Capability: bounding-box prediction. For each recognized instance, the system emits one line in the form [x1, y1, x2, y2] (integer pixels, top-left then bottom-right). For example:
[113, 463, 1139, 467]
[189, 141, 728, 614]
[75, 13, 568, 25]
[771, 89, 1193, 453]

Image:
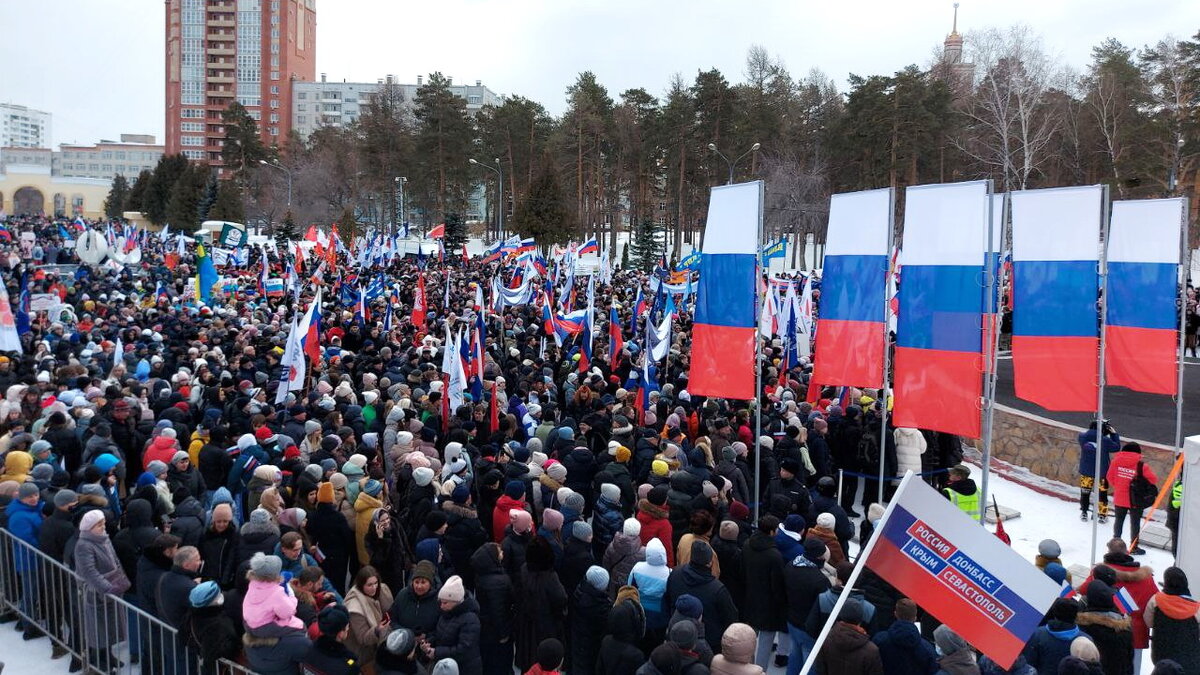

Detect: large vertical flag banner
[893, 181, 989, 438]
[866, 475, 1059, 669]
[983, 193, 1006, 375]
[1105, 198, 1186, 395]
[1010, 186, 1103, 411]
[688, 181, 761, 400]
[813, 188, 891, 388]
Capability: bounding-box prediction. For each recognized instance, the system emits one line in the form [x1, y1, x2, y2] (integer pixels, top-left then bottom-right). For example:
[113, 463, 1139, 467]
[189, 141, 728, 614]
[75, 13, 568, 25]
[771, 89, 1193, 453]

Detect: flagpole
[877, 187, 895, 506]
[979, 184, 1003, 519]
[1091, 184, 1112, 566]
[1173, 197, 1189, 461]
[754, 180, 765, 524]
[798, 471, 917, 675]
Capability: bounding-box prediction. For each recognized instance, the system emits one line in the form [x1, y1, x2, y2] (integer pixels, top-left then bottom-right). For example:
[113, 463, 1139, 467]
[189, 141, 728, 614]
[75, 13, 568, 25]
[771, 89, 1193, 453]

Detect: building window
[270, 99, 279, 108]
[297, 104, 306, 112]
[183, 150, 205, 160]
[269, 113, 279, 123]
[298, 92, 307, 100]
[657, 215, 667, 226]
[468, 95, 481, 104]
[101, 151, 112, 159]
[181, 122, 204, 132]
[115, 151, 126, 160]
[101, 164, 112, 172]
[89, 163, 99, 171]
[180, 136, 204, 146]
[297, 115, 307, 124]
[658, 202, 666, 211]
[181, 108, 204, 118]
[269, 126, 279, 136]
[270, 85, 279, 95]
[249, 110, 261, 120]
[270, 72, 279, 80]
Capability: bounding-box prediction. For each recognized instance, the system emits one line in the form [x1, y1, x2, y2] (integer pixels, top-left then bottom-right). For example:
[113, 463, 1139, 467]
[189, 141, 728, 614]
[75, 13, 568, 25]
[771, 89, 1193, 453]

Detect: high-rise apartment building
[0, 103, 51, 149]
[165, 0, 316, 164]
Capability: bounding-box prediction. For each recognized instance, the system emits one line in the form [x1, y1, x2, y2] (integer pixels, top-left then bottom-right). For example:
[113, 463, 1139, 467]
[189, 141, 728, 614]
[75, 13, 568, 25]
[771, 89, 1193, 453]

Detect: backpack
[857, 430, 881, 469]
[1130, 461, 1156, 509]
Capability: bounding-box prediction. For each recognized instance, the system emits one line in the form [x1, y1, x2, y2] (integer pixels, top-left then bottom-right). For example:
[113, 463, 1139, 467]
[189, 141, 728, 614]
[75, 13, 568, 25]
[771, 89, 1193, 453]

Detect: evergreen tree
[143, 154, 190, 225]
[103, 174, 130, 221]
[208, 179, 245, 223]
[276, 210, 299, 246]
[125, 169, 152, 214]
[165, 163, 209, 230]
[411, 72, 476, 225]
[338, 205, 361, 245]
[512, 160, 571, 245]
[627, 218, 662, 271]
[443, 212, 467, 254]
[221, 102, 271, 179]
[197, 173, 219, 222]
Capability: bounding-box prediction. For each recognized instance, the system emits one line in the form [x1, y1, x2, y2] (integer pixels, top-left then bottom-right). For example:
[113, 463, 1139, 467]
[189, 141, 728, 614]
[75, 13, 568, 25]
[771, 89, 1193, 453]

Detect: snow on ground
[0, 467, 1174, 675]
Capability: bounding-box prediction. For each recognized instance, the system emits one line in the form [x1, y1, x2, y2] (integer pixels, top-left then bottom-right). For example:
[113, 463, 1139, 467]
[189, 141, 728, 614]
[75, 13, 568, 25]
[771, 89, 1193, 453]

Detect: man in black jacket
[742, 515, 790, 669]
[157, 546, 202, 629]
[303, 605, 361, 674]
[37, 489, 79, 659]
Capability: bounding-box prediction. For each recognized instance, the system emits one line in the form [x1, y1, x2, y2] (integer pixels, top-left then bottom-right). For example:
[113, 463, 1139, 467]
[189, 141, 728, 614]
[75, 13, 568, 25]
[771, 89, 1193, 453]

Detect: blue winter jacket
[1077, 429, 1120, 478]
[5, 499, 44, 573]
[1023, 621, 1083, 675]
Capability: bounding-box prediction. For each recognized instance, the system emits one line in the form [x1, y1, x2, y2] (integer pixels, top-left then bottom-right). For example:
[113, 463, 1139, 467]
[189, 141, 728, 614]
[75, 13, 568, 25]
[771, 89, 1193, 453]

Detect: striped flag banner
[1104, 198, 1186, 395]
[1009, 186, 1103, 411]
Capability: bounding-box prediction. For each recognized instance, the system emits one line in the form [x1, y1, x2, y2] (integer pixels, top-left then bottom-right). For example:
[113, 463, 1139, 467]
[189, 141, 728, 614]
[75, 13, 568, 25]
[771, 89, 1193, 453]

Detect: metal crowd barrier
[0, 528, 260, 675]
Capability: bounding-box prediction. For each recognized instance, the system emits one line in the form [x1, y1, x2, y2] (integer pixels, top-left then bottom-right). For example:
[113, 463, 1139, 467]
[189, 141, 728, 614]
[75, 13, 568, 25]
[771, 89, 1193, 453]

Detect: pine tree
[165, 163, 209, 230]
[411, 72, 476, 225]
[338, 205, 361, 245]
[627, 218, 661, 271]
[221, 102, 272, 179]
[208, 180, 245, 223]
[143, 154, 190, 225]
[125, 169, 152, 215]
[276, 210, 299, 245]
[103, 174, 130, 221]
[512, 160, 571, 245]
[197, 173, 219, 222]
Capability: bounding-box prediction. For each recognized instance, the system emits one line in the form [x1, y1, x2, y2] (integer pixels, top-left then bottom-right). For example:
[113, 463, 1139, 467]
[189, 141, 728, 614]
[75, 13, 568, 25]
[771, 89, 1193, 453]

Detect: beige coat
[344, 582, 395, 669]
[711, 623, 765, 675]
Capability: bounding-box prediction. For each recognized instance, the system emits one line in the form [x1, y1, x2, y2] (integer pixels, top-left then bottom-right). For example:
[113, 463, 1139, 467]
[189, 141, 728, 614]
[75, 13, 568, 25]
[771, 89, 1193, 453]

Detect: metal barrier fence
[0, 528, 259, 675]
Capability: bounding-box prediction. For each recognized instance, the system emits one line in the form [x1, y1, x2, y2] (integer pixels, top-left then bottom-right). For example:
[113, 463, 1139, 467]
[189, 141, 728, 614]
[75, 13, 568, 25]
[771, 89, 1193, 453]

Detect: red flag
[489, 382, 499, 434]
[428, 224, 446, 238]
[412, 273, 427, 329]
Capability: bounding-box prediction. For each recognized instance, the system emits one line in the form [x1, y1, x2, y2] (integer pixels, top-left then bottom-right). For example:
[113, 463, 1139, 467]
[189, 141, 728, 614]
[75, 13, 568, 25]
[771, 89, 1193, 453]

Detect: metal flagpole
[877, 187, 896, 506]
[980, 184, 1003, 517]
[1091, 185, 1112, 566]
[754, 180, 765, 524]
[798, 471, 917, 675]
[1174, 198, 1189, 453]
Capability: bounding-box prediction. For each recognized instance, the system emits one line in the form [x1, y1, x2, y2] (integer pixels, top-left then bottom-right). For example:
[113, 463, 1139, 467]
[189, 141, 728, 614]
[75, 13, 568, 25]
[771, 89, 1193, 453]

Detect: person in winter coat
[712, 622, 766, 675]
[441, 488, 489, 589]
[470, 543, 517, 675]
[1078, 541, 1158, 652]
[198, 502, 240, 589]
[593, 483, 626, 558]
[6, 482, 45, 637]
[712, 521, 746, 613]
[892, 428, 926, 480]
[344, 565, 396, 672]
[423, 575, 482, 675]
[301, 605, 360, 675]
[597, 589, 647, 675]
[667, 540, 739, 653]
[1078, 422, 1119, 522]
[354, 479, 386, 565]
[1034, 540, 1074, 585]
[806, 562, 877, 638]
[676, 510, 721, 578]
[631, 537, 673, 637]
[515, 536, 568, 671]
[166, 451, 206, 501]
[784, 539, 833, 674]
[602, 518, 647, 596]
[942, 465, 980, 522]
[810, 513, 847, 567]
[933, 625, 978, 675]
[183, 581, 240, 675]
[1076, 580, 1133, 675]
[637, 486, 675, 567]
[816, 598, 883, 675]
[502, 509, 536, 579]
[562, 521, 597, 595]
[376, 627, 421, 675]
[741, 515, 790, 668]
[1144, 567, 1200, 675]
[1104, 443, 1156, 551]
[494, 480, 530, 542]
[310, 481, 356, 595]
[1023, 598, 1087, 675]
[236, 508, 282, 570]
[171, 494, 207, 547]
[808, 477, 854, 556]
[570, 566, 612, 675]
[872, 598, 937, 675]
[389, 560, 442, 639]
[74, 510, 132, 669]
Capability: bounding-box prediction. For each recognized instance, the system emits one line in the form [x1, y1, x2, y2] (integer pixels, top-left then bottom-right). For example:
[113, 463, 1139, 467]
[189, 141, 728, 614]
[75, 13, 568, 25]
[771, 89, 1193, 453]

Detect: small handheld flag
[1114, 587, 1139, 615]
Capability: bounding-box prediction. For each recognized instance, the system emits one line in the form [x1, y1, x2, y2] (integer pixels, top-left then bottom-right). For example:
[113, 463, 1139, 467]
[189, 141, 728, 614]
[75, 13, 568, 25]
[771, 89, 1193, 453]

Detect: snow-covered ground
[0, 466, 1173, 675]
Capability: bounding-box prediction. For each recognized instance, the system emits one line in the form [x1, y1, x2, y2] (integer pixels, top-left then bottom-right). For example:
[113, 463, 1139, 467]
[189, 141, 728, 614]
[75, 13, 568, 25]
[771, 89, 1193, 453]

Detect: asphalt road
[994, 354, 1200, 446]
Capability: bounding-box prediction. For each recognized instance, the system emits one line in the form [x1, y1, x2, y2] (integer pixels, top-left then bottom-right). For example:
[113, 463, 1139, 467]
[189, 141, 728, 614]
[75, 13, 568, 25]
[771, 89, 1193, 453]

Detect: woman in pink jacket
[242, 552, 305, 637]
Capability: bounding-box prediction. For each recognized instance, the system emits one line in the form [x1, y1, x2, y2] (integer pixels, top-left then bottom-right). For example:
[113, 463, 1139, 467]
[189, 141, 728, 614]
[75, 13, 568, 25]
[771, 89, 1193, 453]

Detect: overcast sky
[2, 0, 1197, 148]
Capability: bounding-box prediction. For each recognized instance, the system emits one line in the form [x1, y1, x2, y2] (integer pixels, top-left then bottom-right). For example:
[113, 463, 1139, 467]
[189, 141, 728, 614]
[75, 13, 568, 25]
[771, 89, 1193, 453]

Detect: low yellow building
[0, 164, 111, 219]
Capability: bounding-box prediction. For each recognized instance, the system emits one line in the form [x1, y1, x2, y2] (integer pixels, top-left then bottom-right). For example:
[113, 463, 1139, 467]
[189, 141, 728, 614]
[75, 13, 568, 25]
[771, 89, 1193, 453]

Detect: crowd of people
[0, 213, 1195, 675]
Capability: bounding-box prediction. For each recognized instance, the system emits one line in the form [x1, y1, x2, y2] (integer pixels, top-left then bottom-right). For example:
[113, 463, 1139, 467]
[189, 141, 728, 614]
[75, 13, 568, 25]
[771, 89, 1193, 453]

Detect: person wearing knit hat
[188, 580, 223, 608]
[437, 574, 465, 605]
[432, 658, 460, 675]
[718, 520, 740, 542]
[648, 484, 669, 507]
[79, 508, 106, 533]
[413, 467, 435, 488]
[615, 446, 632, 464]
[651, 459, 670, 478]
[317, 604, 351, 637]
[933, 624, 974, 675]
[623, 518, 642, 539]
[510, 509, 534, 535]
[249, 551, 283, 579]
[504, 480, 526, 500]
[546, 463, 568, 483]
[534, 638, 565, 673]
[53, 488, 79, 509]
[573, 521, 593, 542]
[317, 481, 335, 504]
[363, 479, 383, 497]
[585, 565, 610, 592]
[542, 508, 564, 533]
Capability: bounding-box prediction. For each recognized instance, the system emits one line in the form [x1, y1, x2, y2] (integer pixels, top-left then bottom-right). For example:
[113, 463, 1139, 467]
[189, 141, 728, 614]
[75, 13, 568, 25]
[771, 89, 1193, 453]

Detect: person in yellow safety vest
[1168, 479, 1183, 555]
[942, 464, 981, 521]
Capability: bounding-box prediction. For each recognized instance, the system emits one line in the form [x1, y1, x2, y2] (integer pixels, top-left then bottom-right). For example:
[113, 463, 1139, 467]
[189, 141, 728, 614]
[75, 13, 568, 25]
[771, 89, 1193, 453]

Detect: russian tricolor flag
[893, 181, 989, 438]
[1113, 586, 1139, 614]
[578, 238, 599, 255]
[1010, 186, 1103, 411]
[688, 182, 761, 400]
[1105, 198, 1186, 396]
[813, 188, 891, 388]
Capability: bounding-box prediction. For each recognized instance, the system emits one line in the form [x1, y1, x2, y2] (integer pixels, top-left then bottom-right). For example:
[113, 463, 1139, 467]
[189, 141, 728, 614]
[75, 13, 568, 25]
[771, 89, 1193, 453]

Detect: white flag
[0, 284, 22, 353]
[276, 316, 306, 404]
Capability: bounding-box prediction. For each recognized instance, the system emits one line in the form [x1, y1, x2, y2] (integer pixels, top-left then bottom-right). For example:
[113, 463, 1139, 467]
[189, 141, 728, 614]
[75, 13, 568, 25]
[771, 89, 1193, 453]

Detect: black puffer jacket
[198, 521, 240, 589]
[442, 503, 488, 587]
[433, 595, 482, 675]
[570, 580, 611, 675]
[597, 598, 647, 675]
[666, 561, 739, 653]
[170, 496, 206, 547]
[469, 544, 515, 644]
[740, 530, 787, 631]
[389, 583, 442, 638]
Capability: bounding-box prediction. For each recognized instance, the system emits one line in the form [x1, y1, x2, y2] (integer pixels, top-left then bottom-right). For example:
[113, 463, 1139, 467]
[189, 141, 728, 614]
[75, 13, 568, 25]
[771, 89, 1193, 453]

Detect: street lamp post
[259, 159, 292, 207]
[1169, 136, 1185, 195]
[708, 142, 761, 185]
[394, 176, 407, 234]
[470, 158, 504, 241]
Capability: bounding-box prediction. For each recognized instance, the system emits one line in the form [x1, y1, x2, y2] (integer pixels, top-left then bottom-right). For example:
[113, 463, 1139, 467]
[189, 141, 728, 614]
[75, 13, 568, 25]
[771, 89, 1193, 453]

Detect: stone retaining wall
[976, 405, 1175, 487]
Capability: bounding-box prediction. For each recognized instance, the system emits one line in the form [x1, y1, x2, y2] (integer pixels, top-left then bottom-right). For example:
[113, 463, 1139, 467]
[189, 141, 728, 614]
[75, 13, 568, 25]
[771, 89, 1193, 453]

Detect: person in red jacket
[492, 480, 529, 542]
[143, 427, 181, 469]
[1078, 539, 1160, 667]
[636, 485, 675, 567]
[1105, 442, 1157, 551]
